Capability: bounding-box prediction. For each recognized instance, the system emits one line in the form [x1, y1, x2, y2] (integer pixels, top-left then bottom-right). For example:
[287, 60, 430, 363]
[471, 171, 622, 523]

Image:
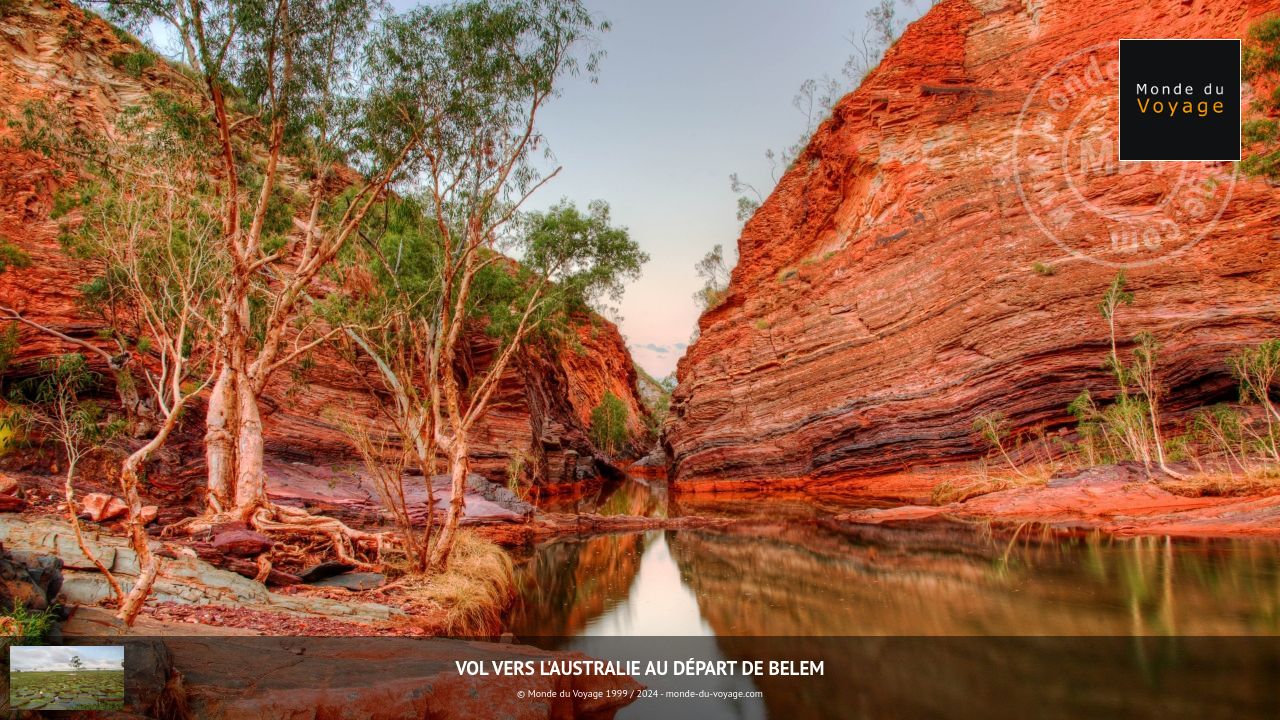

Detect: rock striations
[0, 1, 647, 490]
[667, 0, 1280, 488]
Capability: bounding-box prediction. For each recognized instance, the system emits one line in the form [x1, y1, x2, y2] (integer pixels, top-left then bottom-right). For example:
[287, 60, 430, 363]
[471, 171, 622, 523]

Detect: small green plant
[1068, 273, 1182, 478]
[754, 318, 770, 330]
[1031, 261, 1056, 276]
[505, 449, 532, 501]
[109, 50, 155, 79]
[1242, 16, 1280, 179]
[1, 601, 59, 642]
[693, 244, 731, 311]
[0, 238, 31, 273]
[973, 411, 1027, 478]
[590, 391, 630, 456]
[1227, 339, 1280, 461]
[1191, 404, 1248, 469]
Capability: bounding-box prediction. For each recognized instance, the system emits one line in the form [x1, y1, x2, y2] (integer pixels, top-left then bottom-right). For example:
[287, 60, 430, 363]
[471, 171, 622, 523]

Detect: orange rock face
[668, 0, 1280, 486]
[0, 1, 647, 491]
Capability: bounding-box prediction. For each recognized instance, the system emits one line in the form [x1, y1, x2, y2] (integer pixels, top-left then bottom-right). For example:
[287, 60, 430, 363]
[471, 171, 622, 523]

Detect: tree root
[165, 502, 390, 571]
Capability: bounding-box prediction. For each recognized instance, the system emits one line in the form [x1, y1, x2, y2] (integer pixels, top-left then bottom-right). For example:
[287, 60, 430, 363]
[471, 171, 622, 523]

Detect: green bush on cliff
[0, 238, 31, 273]
[1243, 17, 1280, 179]
[109, 50, 155, 78]
[590, 391, 630, 456]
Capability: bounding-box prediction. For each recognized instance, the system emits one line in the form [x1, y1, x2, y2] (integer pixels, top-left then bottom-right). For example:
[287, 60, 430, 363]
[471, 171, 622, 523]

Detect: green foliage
[1191, 404, 1248, 462]
[973, 411, 1011, 448]
[1031, 261, 1056, 277]
[1098, 271, 1134, 322]
[10, 354, 97, 406]
[8, 354, 125, 447]
[692, 243, 731, 311]
[0, 323, 18, 377]
[0, 601, 59, 642]
[1228, 339, 1280, 405]
[590, 391, 629, 456]
[0, 238, 31, 273]
[1242, 16, 1280, 180]
[109, 50, 155, 78]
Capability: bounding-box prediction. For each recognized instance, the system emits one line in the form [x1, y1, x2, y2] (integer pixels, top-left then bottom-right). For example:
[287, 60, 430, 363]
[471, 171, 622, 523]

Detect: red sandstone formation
[0, 1, 648, 497]
[668, 0, 1280, 487]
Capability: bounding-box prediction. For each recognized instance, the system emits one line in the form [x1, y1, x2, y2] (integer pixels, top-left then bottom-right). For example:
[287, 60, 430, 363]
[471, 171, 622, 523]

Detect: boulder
[80, 493, 129, 523]
[210, 529, 273, 557]
[299, 561, 355, 583]
[0, 474, 20, 495]
[0, 494, 26, 512]
[464, 473, 535, 519]
[136, 505, 159, 525]
[0, 544, 63, 613]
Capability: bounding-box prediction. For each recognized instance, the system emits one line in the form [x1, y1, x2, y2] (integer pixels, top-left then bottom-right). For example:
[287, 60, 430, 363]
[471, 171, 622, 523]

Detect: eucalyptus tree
[94, 0, 630, 572]
[62, 109, 226, 623]
[329, 0, 634, 569]
[9, 94, 227, 623]
[11, 355, 126, 604]
[346, 197, 645, 571]
[97, 0, 429, 543]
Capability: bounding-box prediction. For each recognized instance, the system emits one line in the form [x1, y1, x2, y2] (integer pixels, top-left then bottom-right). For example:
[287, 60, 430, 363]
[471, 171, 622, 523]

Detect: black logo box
[1119, 38, 1241, 162]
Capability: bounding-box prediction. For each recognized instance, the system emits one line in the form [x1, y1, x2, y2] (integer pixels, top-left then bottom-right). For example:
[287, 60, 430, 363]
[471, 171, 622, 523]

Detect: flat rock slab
[310, 572, 385, 591]
[0, 517, 403, 624]
[265, 459, 533, 525]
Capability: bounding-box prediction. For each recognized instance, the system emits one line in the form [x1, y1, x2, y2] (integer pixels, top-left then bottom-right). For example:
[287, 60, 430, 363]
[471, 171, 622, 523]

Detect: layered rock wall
[667, 0, 1280, 486]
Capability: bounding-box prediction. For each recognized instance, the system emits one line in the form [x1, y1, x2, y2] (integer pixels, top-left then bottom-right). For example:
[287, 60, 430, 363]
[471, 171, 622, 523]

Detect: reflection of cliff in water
[666, 522, 1280, 636]
[507, 532, 649, 638]
[666, 525, 1280, 719]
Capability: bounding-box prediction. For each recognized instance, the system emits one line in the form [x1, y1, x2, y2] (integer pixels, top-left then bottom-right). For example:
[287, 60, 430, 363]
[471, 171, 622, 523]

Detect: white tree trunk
[430, 438, 469, 571]
[233, 377, 267, 519]
[204, 368, 236, 512]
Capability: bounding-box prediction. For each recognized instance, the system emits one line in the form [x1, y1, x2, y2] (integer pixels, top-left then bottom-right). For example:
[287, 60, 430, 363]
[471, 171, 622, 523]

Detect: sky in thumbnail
[9, 646, 124, 672]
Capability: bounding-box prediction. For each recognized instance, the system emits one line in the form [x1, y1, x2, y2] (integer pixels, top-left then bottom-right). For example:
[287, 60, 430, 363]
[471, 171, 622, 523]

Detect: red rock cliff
[0, 0, 648, 489]
[667, 0, 1280, 487]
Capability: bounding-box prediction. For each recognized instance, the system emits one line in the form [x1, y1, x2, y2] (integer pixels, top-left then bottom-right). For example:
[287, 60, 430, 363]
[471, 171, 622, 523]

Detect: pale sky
[510, 0, 892, 378]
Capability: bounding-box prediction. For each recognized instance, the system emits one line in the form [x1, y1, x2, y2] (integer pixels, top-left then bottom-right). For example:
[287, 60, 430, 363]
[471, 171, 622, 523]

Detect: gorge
[0, 0, 1277, 717]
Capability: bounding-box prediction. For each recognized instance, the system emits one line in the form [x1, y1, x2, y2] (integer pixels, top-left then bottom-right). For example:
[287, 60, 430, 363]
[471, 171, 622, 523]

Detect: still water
[506, 477, 1280, 718]
[511, 477, 1280, 637]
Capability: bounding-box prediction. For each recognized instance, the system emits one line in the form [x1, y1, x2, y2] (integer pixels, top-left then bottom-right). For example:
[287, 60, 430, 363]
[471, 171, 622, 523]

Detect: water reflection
[512, 480, 1280, 637]
[508, 480, 1280, 718]
[537, 475, 668, 517]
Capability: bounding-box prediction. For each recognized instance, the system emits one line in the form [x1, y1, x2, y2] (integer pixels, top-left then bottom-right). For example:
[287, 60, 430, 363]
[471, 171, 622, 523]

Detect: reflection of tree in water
[507, 532, 650, 639]
[539, 476, 667, 518]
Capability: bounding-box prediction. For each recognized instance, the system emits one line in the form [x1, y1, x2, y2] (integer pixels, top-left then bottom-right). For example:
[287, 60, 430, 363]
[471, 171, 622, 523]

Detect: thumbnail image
[8, 645, 125, 711]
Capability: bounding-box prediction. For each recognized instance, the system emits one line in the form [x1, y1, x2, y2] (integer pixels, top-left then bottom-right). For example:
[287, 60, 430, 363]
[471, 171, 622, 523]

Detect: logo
[1013, 43, 1238, 268]
[1119, 39, 1241, 161]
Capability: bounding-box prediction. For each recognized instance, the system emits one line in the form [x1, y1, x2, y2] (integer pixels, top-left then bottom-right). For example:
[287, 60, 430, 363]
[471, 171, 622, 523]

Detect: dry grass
[931, 462, 1057, 505]
[1158, 465, 1280, 498]
[387, 531, 515, 636]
